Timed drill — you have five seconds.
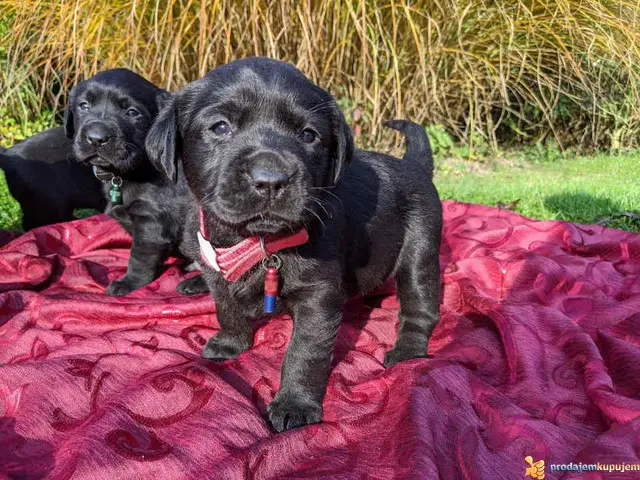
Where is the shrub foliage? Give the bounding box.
[0,0,639,151]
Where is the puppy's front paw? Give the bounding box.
[267,394,322,432]
[383,346,427,368]
[201,333,252,362]
[105,277,140,296]
[177,275,209,296]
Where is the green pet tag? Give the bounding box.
[109,176,123,205]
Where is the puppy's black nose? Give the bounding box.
[85,125,110,146]
[250,168,290,196]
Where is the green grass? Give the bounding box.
[435,153,640,231]
[0,170,21,230]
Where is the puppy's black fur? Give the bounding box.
[65,68,207,296]
[146,57,442,432]
[0,127,105,230]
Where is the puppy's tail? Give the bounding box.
[384,120,433,178]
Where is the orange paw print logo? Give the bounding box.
[525,456,545,479]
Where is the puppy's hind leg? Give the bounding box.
[384,213,442,368]
[177,261,209,295]
[202,295,254,361]
[177,274,209,295]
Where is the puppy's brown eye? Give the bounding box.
[78,102,90,111]
[300,129,317,143]
[212,121,231,136]
[126,108,140,117]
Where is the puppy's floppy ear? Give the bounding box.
[145,94,180,183]
[330,107,354,186]
[63,88,75,139]
[155,90,172,116]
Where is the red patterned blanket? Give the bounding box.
[1,201,638,479]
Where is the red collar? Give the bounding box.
[197,208,309,282]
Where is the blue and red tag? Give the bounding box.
[264,266,279,313]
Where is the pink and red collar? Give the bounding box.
[197,208,309,282]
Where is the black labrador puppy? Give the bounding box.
[146,57,442,432]
[0,127,105,230]
[65,68,207,296]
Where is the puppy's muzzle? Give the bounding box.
[82,122,114,147]
[246,151,292,199]
[250,168,289,197]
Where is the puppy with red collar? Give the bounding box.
[146,57,442,432]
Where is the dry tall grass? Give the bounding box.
[1,0,639,152]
